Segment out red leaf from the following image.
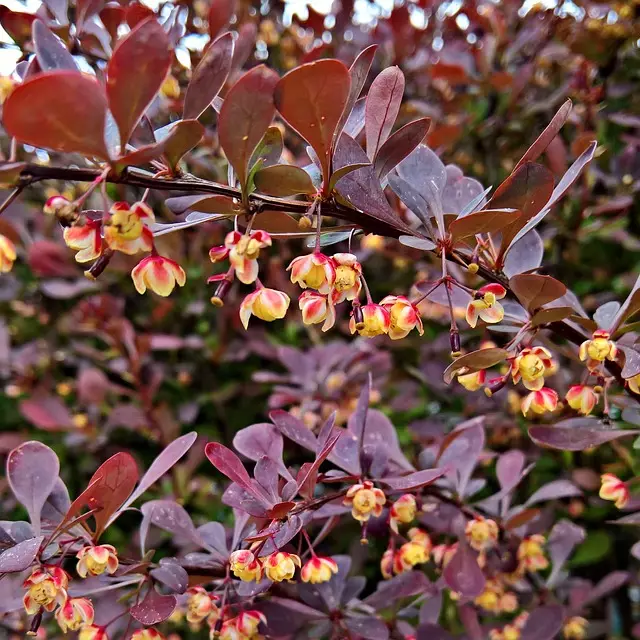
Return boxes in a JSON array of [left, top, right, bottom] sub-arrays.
[[509, 273, 567, 311], [67, 452, 139, 538], [106, 18, 172, 147], [365, 66, 405, 160], [208, 0, 235, 39], [19, 395, 75, 431], [449, 209, 521, 241], [183, 32, 233, 120], [275, 59, 351, 188], [3, 71, 110, 159], [374, 117, 431, 180], [218, 65, 279, 191]]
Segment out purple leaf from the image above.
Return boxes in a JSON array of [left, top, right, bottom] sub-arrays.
[[503, 230, 544, 278], [0, 536, 43, 572], [380, 468, 445, 492], [130, 587, 177, 625], [547, 520, 585, 587], [438, 424, 485, 497], [334, 44, 377, 148], [140, 500, 204, 554], [222, 483, 270, 518], [197, 522, 228, 560], [396, 144, 447, 196], [525, 479, 581, 506], [497, 450, 526, 492], [183, 32, 233, 119], [298, 431, 340, 497], [442, 165, 486, 215], [7, 441, 60, 536], [365, 66, 405, 160], [120, 432, 197, 513], [19, 394, 74, 430], [233, 423, 290, 478], [270, 410, 317, 452], [419, 593, 443, 625], [458, 604, 483, 640], [259, 515, 306, 555], [443, 542, 485, 597], [150, 558, 188, 594], [348, 376, 371, 442], [344, 614, 389, 640], [33, 19, 78, 71], [375, 118, 431, 180], [519, 605, 564, 640], [364, 571, 430, 610], [205, 442, 270, 503], [529, 422, 640, 451], [254, 457, 280, 501], [546, 141, 597, 210], [417, 624, 454, 640], [334, 133, 413, 235], [360, 410, 414, 473], [577, 571, 628, 609], [619, 345, 640, 379]]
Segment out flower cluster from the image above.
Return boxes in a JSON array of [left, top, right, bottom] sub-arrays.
[[381, 528, 432, 577], [230, 549, 334, 584]]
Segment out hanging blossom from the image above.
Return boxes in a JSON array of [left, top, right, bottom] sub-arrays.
[[579, 329, 618, 371], [64, 219, 103, 263], [300, 556, 339, 583], [298, 290, 336, 331], [76, 545, 119, 578], [465, 283, 506, 328], [55, 597, 94, 632], [599, 473, 629, 508], [380, 295, 423, 340], [0, 233, 17, 272], [343, 481, 386, 522], [240, 286, 290, 329], [131, 255, 186, 297], [210, 230, 272, 284], [565, 385, 599, 415], [104, 201, 154, 255], [521, 387, 558, 416], [511, 346, 554, 391], [288, 251, 336, 293], [23, 565, 69, 614], [350, 303, 391, 338]]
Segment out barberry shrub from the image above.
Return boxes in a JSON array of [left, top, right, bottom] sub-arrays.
[[0, 1, 639, 639]]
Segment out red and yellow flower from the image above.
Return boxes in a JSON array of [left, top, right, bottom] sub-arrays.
[[298, 290, 335, 331], [349, 303, 391, 337], [628, 374, 640, 394], [343, 481, 386, 521], [209, 230, 272, 285], [381, 549, 395, 579], [456, 368, 486, 391], [240, 287, 290, 329], [599, 473, 629, 508], [511, 346, 554, 390], [79, 625, 109, 640], [44, 195, 75, 218], [300, 556, 339, 583], [579, 330, 618, 370], [235, 610, 267, 637], [262, 551, 301, 582], [23, 565, 69, 614], [330, 253, 362, 302], [63, 220, 103, 263], [407, 528, 433, 555], [131, 629, 165, 640], [55, 597, 95, 632], [288, 251, 335, 293], [389, 494, 417, 531], [185, 586, 218, 624], [380, 295, 423, 340], [565, 385, 598, 415], [76, 544, 119, 578], [229, 550, 263, 582], [517, 535, 548, 572], [465, 516, 499, 552], [0, 233, 16, 273], [104, 201, 154, 254], [563, 616, 588, 639], [394, 541, 429, 573], [521, 387, 558, 416], [131, 255, 186, 297], [465, 284, 506, 328]]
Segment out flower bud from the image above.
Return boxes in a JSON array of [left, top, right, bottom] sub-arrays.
[[300, 556, 338, 584], [79, 625, 109, 640], [389, 494, 417, 531], [517, 535, 548, 572], [599, 473, 629, 508], [563, 616, 588, 640], [229, 550, 263, 582], [565, 385, 598, 415], [131, 629, 165, 640], [239, 287, 290, 329], [465, 516, 499, 552]]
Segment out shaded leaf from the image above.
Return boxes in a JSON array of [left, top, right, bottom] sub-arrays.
[[130, 587, 177, 625], [7, 442, 59, 536], [140, 500, 204, 551], [525, 479, 581, 506], [150, 557, 189, 594], [380, 469, 445, 492], [275, 59, 351, 187], [270, 410, 317, 451], [183, 32, 233, 120], [545, 141, 597, 210], [365, 66, 404, 160], [375, 118, 430, 180], [33, 19, 77, 71], [329, 162, 371, 192], [509, 274, 567, 311], [449, 209, 520, 241], [3, 71, 109, 159], [519, 605, 564, 640], [443, 542, 485, 597], [253, 164, 316, 196], [547, 520, 585, 587], [106, 18, 171, 147], [219, 65, 279, 190], [619, 345, 640, 379], [398, 235, 436, 251], [529, 422, 640, 451], [530, 306, 574, 327], [515, 99, 572, 169], [443, 348, 509, 384], [208, 0, 235, 39], [504, 507, 541, 530], [19, 395, 74, 431], [0, 536, 43, 573], [503, 229, 544, 277]]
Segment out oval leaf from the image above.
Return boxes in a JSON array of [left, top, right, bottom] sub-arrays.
[[275, 59, 351, 187], [33, 19, 78, 71], [365, 66, 404, 160], [253, 164, 316, 196], [529, 421, 640, 451], [509, 274, 567, 312], [130, 587, 177, 625], [3, 71, 109, 159], [443, 542, 485, 597], [106, 18, 172, 147], [443, 348, 509, 384]]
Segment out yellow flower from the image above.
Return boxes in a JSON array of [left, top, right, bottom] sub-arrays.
[[288, 251, 335, 293], [229, 550, 263, 582], [563, 616, 588, 639], [627, 374, 640, 394], [239, 287, 290, 329], [565, 385, 598, 415], [79, 625, 109, 640], [456, 368, 486, 391], [22, 565, 69, 614], [131, 629, 165, 640], [579, 330, 618, 370], [262, 551, 301, 582], [517, 535, 548, 572], [76, 545, 119, 578], [104, 201, 154, 255], [465, 284, 506, 328], [300, 556, 339, 583], [185, 586, 217, 624], [394, 541, 429, 572], [64, 220, 103, 263], [349, 303, 391, 338], [331, 252, 362, 301], [408, 527, 433, 554], [389, 494, 417, 531], [521, 387, 558, 416], [465, 516, 499, 552], [343, 481, 386, 522], [380, 295, 424, 340], [511, 346, 553, 391], [0, 233, 17, 273], [380, 549, 395, 579]]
